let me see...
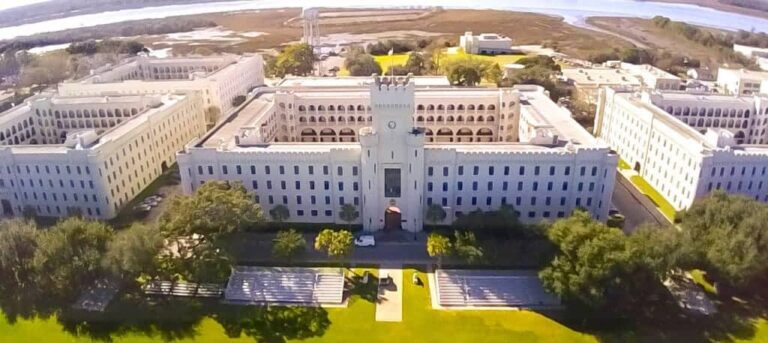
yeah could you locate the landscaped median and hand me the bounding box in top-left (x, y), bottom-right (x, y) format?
top-left (617, 159), bottom-right (678, 222)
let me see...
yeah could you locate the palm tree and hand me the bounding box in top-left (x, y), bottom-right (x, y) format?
top-left (427, 233), bottom-right (452, 269)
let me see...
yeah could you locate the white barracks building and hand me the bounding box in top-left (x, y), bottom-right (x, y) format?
top-left (0, 92), bottom-right (206, 219)
top-left (58, 54), bottom-right (264, 116)
top-left (596, 88), bottom-right (768, 213)
top-left (178, 75), bottom-right (618, 232)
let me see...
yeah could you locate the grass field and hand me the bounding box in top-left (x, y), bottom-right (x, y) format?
top-left (629, 175), bottom-right (677, 221)
top-left (0, 268), bottom-right (595, 342)
top-left (3, 267), bottom-right (768, 342)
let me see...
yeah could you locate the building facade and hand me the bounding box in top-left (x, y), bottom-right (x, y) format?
top-left (178, 76), bottom-right (618, 232)
top-left (595, 87), bottom-right (768, 213)
top-left (0, 93), bottom-right (206, 219)
top-left (459, 32), bottom-right (513, 55)
top-left (58, 54), bottom-right (264, 117)
top-left (562, 62), bottom-right (681, 104)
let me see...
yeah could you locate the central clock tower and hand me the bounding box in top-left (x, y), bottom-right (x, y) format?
top-left (358, 75), bottom-right (425, 232)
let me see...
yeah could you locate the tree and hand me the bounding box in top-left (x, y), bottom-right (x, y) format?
top-left (441, 57), bottom-right (489, 86)
top-left (33, 217), bottom-right (113, 299)
top-left (339, 204), bottom-right (359, 229)
top-left (102, 223), bottom-right (163, 282)
top-left (453, 230), bottom-right (484, 264)
top-left (231, 95), bottom-right (246, 107)
top-left (427, 233), bottom-right (451, 268)
top-left (204, 106), bottom-right (221, 126)
top-left (159, 181), bottom-right (262, 282)
top-left (0, 219), bottom-right (38, 291)
top-left (314, 229), bottom-right (354, 266)
top-left (272, 229), bottom-right (306, 262)
top-left (678, 191), bottom-right (768, 287)
top-left (272, 43), bottom-right (314, 77)
top-left (159, 181), bottom-right (262, 242)
top-left (425, 204), bottom-right (447, 225)
top-left (485, 63), bottom-right (503, 85)
top-left (403, 52), bottom-right (430, 75)
top-left (269, 204), bottom-right (290, 228)
top-left (539, 210), bottom-right (629, 307)
top-left (344, 49), bottom-right (382, 76)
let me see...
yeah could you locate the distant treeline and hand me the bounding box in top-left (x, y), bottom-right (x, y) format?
top-left (652, 15), bottom-right (768, 48)
top-left (719, 0), bottom-right (768, 12)
top-left (0, 17), bottom-right (216, 54)
top-left (0, 0), bottom-right (229, 28)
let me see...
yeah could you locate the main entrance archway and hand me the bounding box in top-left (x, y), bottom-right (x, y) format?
top-left (384, 206), bottom-right (402, 231)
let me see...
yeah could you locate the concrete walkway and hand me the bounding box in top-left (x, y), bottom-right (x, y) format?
top-left (375, 264), bottom-right (403, 322)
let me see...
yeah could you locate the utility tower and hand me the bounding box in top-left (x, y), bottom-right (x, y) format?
top-left (301, 8), bottom-right (320, 50)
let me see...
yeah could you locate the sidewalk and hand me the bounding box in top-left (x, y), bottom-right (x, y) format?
top-left (375, 264), bottom-right (403, 322)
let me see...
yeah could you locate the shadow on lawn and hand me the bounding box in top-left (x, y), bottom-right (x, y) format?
top-left (53, 291), bottom-right (331, 343)
top-left (345, 269), bottom-right (380, 304)
top-left (587, 276), bottom-right (768, 343)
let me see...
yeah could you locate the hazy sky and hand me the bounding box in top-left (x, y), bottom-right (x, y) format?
top-left (0, 0), bottom-right (50, 11)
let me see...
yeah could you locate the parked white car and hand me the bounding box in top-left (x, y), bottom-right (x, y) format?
top-left (354, 235), bottom-right (376, 247)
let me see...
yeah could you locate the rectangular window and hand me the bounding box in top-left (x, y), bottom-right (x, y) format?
top-left (458, 181), bottom-right (463, 191)
top-left (384, 168), bottom-right (402, 197)
top-left (443, 167), bottom-right (448, 177)
top-left (488, 166), bottom-right (494, 176)
top-left (457, 197), bottom-right (463, 205)
top-left (353, 166), bottom-right (358, 176)
top-left (222, 166), bottom-right (228, 175)
top-left (279, 165), bottom-right (285, 175)
top-left (428, 167), bottom-right (434, 176)
top-left (458, 166), bottom-right (464, 175)
top-left (338, 166), bottom-right (343, 176)
top-left (294, 166), bottom-right (299, 175)
top-left (237, 165), bottom-right (242, 175)
top-left (308, 166), bottom-right (314, 175)
top-left (295, 181), bottom-right (301, 190)
top-left (519, 166), bottom-right (525, 175)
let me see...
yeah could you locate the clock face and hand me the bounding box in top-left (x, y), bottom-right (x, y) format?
top-left (387, 121), bottom-right (397, 129)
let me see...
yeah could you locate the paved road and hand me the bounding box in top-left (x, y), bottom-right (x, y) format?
top-left (611, 174), bottom-right (666, 233)
top-left (230, 232), bottom-right (433, 265)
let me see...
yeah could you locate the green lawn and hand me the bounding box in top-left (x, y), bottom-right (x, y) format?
top-left (3, 268), bottom-right (767, 342)
top-left (358, 50), bottom-right (528, 76)
top-left (618, 158), bottom-right (631, 171)
top-left (629, 175), bottom-right (678, 221)
top-left (0, 268), bottom-right (593, 342)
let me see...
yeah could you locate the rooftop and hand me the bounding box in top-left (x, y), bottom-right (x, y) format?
top-left (276, 76), bottom-right (451, 89)
top-left (562, 68), bottom-right (641, 86)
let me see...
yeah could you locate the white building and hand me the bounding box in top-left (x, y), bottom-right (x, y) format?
top-left (619, 62), bottom-right (682, 91)
top-left (595, 87), bottom-right (768, 213)
top-left (459, 32), bottom-right (513, 55)
top-left (0, 92), bottom-right (207, 219)
top-left (562, 62), bottom-right (681, 103)
top-left (58, 54), bottom-right (264, 117)
top-left (177, 75), bottom-right (618, 232)
top-left (734, 44), bottom-right (768, 71)
top-left (717, 67), bottom-right (768, 96)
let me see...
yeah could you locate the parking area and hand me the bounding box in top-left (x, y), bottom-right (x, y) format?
top-left (432, 269), bottom-right (560, 309)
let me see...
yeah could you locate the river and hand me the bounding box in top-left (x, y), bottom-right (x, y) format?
top-left (1, 0), bottom-right (768, 41)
